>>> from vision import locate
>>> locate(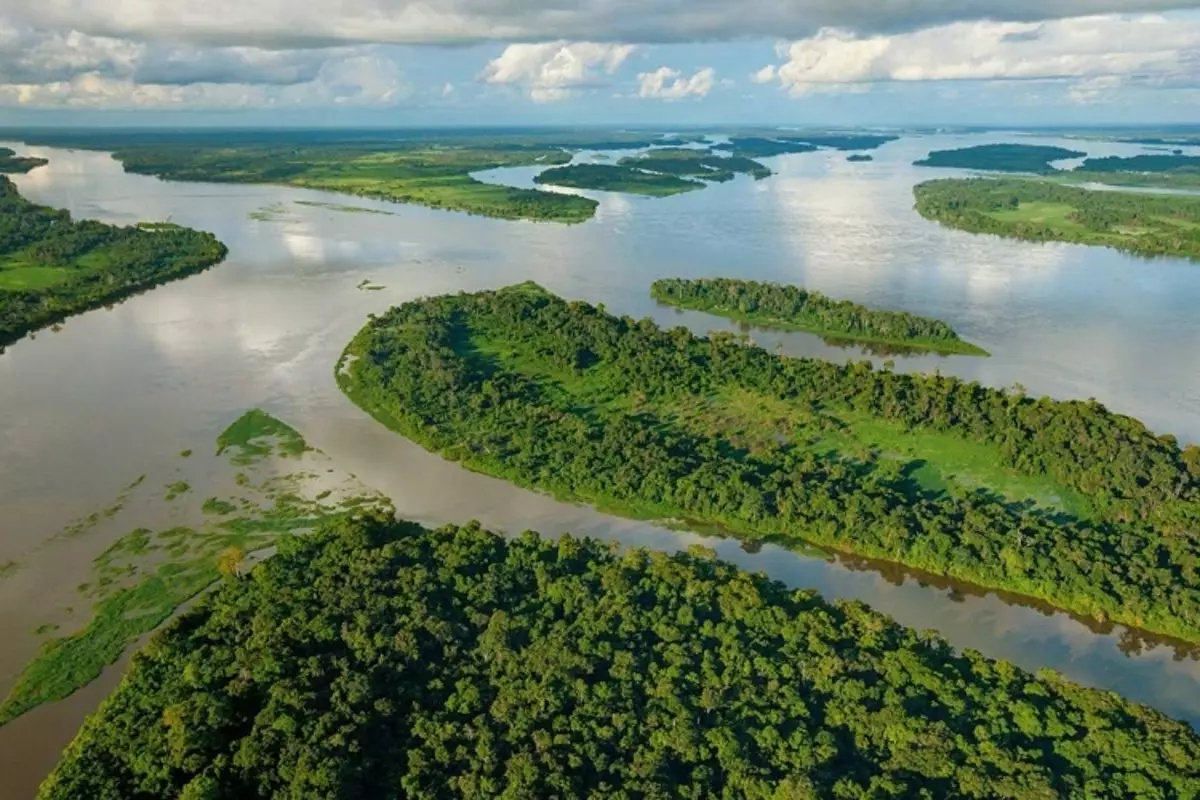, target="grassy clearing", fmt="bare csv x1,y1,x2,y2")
477,327,1087,521
0,265,71,290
